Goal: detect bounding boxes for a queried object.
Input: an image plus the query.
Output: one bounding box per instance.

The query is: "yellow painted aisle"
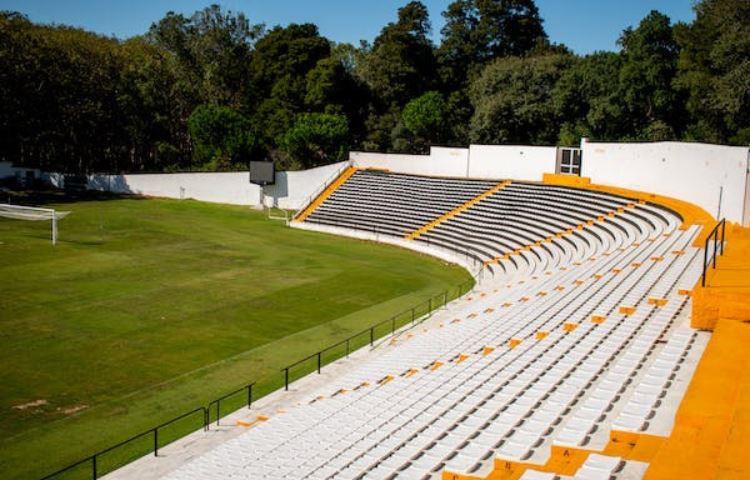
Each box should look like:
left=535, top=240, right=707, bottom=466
left=691, top=225, right=750, bottom=330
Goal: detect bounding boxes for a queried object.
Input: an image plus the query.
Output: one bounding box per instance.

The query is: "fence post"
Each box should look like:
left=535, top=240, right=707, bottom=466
left=284, top=368, right=289, bottom=391
left=154, top=428, right=158, bottom=456
left=247, top=384, right=253, bottom=409
left=317, top=351, right=322, bottom=374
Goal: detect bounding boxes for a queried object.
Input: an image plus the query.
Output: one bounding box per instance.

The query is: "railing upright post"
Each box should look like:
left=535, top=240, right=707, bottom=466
left=370, top=327, right=374, bottom=346
left=317, top=351, right=322, bottom=374
left=346, top=338, right=350, bottom=357
left=713, top=229, right=719, bottom=268
left=429, top=297, right=432, bottom=312
left=92, top=454, right=97, bottom=480
left=216, top=399, right=221, bottom=426
left=702, top=242, right=708, bottom=288
left=247, top=384, right=253, bottom=409
left=392, top=317, right=396, bottom=334
left=154, top=428, right=158, bottom=456
left=721, top=220, right=726, bottom=255
left=284, top=368, right=289, bottom=391
left=411, top=307, right=415, bottom=324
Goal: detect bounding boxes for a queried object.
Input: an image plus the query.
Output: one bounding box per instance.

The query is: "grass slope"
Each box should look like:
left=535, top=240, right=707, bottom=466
left=0, top=196, right=471, bottom=479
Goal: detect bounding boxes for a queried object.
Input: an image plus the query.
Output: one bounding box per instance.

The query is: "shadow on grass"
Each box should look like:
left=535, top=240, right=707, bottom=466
left=1, top=183, right=145, bottom=208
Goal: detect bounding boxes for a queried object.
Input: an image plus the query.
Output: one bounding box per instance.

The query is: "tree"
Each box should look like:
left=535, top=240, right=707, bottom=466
left=618, top=10, right=682, bottom=140
left=400, top=91, right=448, bottom=150
left=359, top=1, right=436, bottom=108
left=187, top=105, right=257, bottom=170
left=247, top=23, right=332, bottom=145
left=469, top=54, right=572, bottom=145
left=303, top=56, right=369, bottom=148
left=438, top=0, right=547, bottom=89
left=148, top=5, right=261, bottom=108
left=552, top=52, right=626, bottom=143
left=280, top=113, right=350, bottom=169
left=674, top=0, right=750, bottom=144
left=357, top=2, right=437, bottom=151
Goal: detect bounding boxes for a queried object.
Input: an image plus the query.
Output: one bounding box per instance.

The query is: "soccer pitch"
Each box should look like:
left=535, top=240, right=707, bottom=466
left=0, top=196, right=471, bottom=479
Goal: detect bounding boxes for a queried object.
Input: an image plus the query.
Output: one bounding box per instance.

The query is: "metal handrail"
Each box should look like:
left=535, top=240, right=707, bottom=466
left=701, top=218, right=726, bottom=287
left=39, top=396, right=232, bottom=479
left=207, top=382, right=255, bottom=426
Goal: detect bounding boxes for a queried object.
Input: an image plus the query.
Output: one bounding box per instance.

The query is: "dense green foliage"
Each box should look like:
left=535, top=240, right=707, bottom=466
left=0, top=0, right=748, bottom=174
left=0, top=196, right=470, bottom=479
left=280, top=112, right=350, bottom=168
left=187, top=105, right=258, bottom=169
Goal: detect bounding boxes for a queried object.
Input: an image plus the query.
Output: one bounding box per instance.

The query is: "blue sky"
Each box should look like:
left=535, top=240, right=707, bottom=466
left=0, top=0, right=696, bottom=54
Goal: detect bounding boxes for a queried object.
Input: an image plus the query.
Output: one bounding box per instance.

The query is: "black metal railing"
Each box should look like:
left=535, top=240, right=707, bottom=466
left=281, top=279, right=474, bottom=390
left=702, top=218, right=726, bottom=287
left=208, top=382, right=255, bottom=427
left=40, top=380, right=252, bottom=480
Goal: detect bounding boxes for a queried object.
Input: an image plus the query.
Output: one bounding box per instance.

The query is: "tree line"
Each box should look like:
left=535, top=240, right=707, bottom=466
left=0, top=0, right=747, bottom=174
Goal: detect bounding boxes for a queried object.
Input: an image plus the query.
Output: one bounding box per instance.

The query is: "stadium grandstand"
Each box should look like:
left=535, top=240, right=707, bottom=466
left=23, top=140, right=739, bottom=480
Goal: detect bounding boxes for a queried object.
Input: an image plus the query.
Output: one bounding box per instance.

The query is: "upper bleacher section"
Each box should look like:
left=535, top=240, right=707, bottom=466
left=298, top=169, right=678, bottom=280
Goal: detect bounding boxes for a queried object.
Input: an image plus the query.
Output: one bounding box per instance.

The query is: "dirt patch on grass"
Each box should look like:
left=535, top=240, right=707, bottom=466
left=58, top=404, right=88, bottom=416
left=12, top=399, right=48, bottom=411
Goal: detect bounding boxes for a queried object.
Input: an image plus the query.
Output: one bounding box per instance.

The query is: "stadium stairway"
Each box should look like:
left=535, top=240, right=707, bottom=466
left=151, top=173, right=722, bottom=480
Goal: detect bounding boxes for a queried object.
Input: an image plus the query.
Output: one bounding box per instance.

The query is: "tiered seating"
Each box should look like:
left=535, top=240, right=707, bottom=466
left=305, top=170, right=500, bottom=266
left=301, top=170, right=678, bottom=279
left=162, top=174, right=709, bottom=480
left=419, top=183, right=676, bottom=279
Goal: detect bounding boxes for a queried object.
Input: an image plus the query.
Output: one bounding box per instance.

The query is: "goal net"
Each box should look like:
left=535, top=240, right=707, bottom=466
left=0, top=204, right=71, bottom=245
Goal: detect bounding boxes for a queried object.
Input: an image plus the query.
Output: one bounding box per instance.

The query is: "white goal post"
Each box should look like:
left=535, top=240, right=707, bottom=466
left=0, top=204, right=71, bottom=245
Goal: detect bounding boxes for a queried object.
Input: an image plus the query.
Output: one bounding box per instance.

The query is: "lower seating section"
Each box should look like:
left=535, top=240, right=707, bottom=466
left=163, top=186, right=709, bottom=480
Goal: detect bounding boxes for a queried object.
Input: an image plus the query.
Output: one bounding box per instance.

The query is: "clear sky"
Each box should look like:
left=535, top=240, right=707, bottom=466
left=0, top=0, right=696, bottom=54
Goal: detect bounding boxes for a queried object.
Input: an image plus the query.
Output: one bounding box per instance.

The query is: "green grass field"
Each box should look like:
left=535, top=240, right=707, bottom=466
left=0, top=195, right=471, bottom=480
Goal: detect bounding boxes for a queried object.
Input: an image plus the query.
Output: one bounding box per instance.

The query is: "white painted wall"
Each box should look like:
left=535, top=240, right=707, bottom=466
left=264, top=162, right=348, bottom=210
left=351, top=145, right=557, bottom=181
left=350, top=151, right=436, bottom=176
left=468, top=145, right=557, bottom=181
left=84, top=163, right=349, bottom=209
left=0, top=161, right=41, bottom=181
left=427, top=147, right=470, bottom=177
left=350, top=147, right=468, bottom=178
left=0, top=161, right=13, bottom=179
left=87, top=171, right=262, bottom=205
left=10, top=139, right=750, bottom=225
left=581, top=139, right=750, bottom=224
